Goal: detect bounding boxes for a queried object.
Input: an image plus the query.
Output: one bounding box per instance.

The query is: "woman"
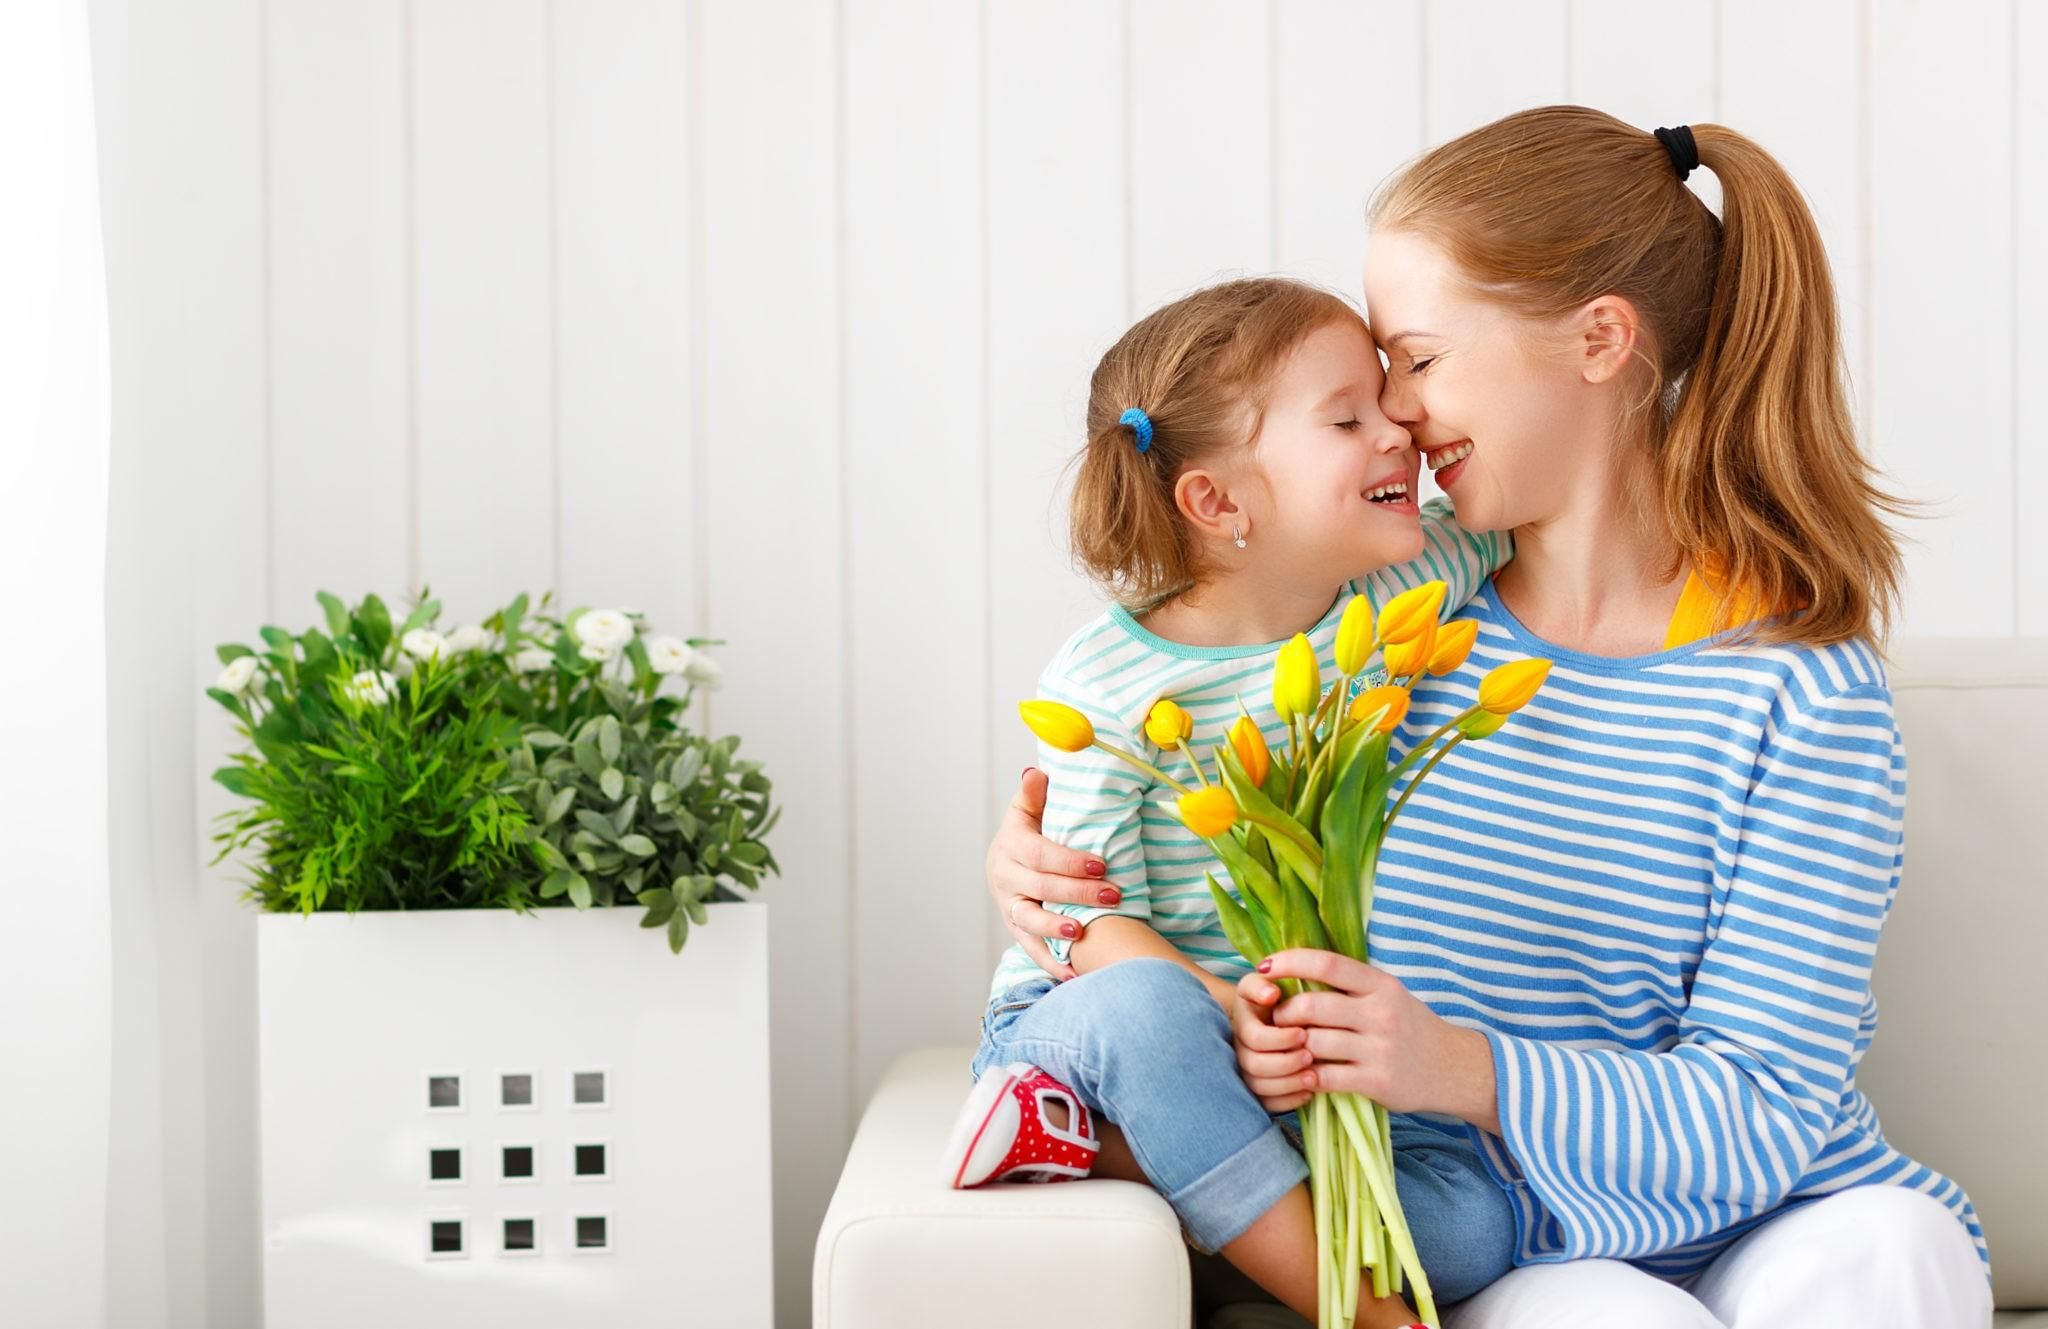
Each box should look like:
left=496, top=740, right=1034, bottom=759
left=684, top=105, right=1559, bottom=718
left=982, top=107, right=1990, bottom=1326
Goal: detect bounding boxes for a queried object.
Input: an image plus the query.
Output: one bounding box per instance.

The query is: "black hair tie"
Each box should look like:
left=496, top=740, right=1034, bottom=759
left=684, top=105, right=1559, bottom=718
left=1654, top=125, right=1699, bottom=182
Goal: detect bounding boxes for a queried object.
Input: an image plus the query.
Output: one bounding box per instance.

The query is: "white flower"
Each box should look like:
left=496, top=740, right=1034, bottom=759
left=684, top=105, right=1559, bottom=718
left=511, top=645, right=555, bottom=674
left=683, top=651, right=723, bottom=692
left=447, top=624, right=493, bottom=654
left=646, top=635, right=699, bottom=676
left=215, top=656, right=261, bottom=696
left=346, top=669, right=397, bottom=706
left=579, top=641, right=619, bottom=663
left=392, top=654, right=414, bottom=679
left=401, top=629, right=450, bottom=662
left=574, top=608, right=633, bottom=651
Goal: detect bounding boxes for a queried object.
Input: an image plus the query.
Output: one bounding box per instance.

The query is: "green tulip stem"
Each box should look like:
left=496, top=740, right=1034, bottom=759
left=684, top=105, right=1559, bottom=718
left=1384, top=704, right=1485, bottom=786
left=1175, top=738, right=1210, bottom=788
left=1091, top=740, right=1194, bottom=795
left=1382, top=734, right=1463, bottom=836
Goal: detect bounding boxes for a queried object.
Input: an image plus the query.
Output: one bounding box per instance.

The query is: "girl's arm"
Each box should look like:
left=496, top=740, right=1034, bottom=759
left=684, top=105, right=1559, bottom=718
left=1069, top=915, right=1238, bottom=1014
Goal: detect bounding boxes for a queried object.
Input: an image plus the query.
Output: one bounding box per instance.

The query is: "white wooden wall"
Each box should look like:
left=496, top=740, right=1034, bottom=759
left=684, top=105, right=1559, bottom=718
left=89, top=1, right=2044, bottom=1326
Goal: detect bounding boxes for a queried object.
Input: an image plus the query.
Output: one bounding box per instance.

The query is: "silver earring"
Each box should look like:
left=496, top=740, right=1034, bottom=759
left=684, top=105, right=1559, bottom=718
left=1233, top=525, right=1247, bottom=549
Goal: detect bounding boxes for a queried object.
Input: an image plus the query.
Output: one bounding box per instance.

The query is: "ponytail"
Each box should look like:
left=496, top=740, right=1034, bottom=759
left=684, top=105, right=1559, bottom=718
left=1373, top=106, right=1905, bottom=647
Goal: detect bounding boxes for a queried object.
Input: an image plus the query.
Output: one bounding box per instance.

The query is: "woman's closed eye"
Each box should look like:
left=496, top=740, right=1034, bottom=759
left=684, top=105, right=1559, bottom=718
left=1406, top=356, right=1437, bottom=375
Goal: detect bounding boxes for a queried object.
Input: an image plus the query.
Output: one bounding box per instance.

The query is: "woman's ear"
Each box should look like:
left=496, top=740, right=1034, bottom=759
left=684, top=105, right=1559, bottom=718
left=1173, top=466, right=1247, bottom=546
left=1574, top=294, right=1642, bottom=385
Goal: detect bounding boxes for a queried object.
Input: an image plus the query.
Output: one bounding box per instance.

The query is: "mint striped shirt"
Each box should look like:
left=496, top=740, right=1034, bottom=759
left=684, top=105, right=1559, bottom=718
left=987, top=499, right=1509, bottom=1000
left=1382, top=584, right=1988, bottom=1279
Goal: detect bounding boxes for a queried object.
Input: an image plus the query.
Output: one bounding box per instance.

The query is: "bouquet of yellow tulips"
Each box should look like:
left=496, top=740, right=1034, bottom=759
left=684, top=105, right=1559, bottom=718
left=1018, top=581, right=1551, bottom=1329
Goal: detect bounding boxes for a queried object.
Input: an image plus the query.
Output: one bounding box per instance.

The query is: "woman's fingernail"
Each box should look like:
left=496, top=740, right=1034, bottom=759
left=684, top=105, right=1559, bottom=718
left=1061, top=922, right=1079, bottom=939
left=1257, top=958, right=1272, bottom=973
left=1098, top=888, right=1120, bottom=906
left=1021, top=767, right=1034, bottom=780
left=1302, top=1071, right=1316, bottom=1087
left=1084, top=860, right=1106, bottom=878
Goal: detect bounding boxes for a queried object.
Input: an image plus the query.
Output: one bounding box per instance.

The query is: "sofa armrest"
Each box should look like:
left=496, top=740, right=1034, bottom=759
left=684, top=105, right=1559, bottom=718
left=813, top=1046, right=1193, bottom=1329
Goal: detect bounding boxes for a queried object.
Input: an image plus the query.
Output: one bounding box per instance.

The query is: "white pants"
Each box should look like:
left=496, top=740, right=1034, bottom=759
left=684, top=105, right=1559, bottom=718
left=1443, top=1187, right=1991, bottom=1329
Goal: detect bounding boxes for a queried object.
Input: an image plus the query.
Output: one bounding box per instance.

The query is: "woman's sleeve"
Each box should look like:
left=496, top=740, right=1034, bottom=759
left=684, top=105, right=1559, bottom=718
left=1357, top=497, right=1512, bottom=617
left=1032, top=676, right=1156, bottom=967
left=1479, top=682, right=1904, bottom=1260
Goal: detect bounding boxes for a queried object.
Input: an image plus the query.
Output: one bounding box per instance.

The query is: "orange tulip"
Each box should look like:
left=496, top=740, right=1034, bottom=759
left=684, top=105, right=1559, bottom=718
left=1347, top=684, right=1410, bottom=734
left=1382, top=618, right=1438, bottom=679
left=1374, top=581, right=1447, bottom=646
left=1018, top=699, right=1095, bottom=753
left=1477, top=659, right=1553, bottom=715
left=1427, top=620, right=1479, bottom=675
left=1227, top=714, right=1271, bottom=785
left=1177, top=786, right=1239, bottom=838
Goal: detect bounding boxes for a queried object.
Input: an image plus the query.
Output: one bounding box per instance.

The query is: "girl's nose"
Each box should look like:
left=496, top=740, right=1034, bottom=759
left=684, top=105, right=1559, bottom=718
left=1380, top=371, right=1423, bottom=430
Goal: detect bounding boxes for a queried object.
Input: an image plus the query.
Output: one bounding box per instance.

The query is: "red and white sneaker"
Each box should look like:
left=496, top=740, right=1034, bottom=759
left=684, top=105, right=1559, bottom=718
left=941, top=1061, right=1101, bottom=1188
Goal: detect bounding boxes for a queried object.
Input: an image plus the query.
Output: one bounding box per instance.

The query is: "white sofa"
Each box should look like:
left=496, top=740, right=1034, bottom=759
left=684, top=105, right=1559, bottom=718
left=814, top=640, right=2048, bottom=1328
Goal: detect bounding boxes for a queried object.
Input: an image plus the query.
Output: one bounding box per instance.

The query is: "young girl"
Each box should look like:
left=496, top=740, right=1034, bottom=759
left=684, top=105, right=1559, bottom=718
left=942, top=276, right=1513, bottom=1327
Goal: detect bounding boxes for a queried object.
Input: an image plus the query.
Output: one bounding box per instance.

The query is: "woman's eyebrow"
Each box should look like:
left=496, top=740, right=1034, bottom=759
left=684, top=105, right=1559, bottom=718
left=1382, top=329, right=1438, bottom=345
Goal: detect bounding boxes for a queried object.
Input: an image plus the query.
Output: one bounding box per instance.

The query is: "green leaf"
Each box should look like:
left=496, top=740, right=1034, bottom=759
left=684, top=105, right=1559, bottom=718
left=211, top=766, right=253, bottom=797
left=566, top=872, right=593, bottom=908
left=545, top=787, right=576, bottom=825
left=619, top=834, right=657, bottom=858
left=599, top=767, right=624, bottom=801
left=610, top=794, right=638, bottom=835
left=666, top=909, right=689, bottom=954
left=729, top=841, right=767, bottom=867
left=573, top=743, right=607, bottom=783
left=574, top=810, right=621, bottom=845
left=396, top=597, right=441, bottom=639
left=1205, top=872, right=1270, bottom=965
left=541, top=869, right=576, bottom=899
left=316, top=591, right=350, bottom=638
left=599, top=715, right=622, bottom=764
left=259, top=625, right=295, bottom=654
left=684, top=897, right=707, bottom=926
left=525, top=728, right=567, bottom=750
left=216, top=643, right=255, bottom=665
left=357, top=594, right=393, bottom=658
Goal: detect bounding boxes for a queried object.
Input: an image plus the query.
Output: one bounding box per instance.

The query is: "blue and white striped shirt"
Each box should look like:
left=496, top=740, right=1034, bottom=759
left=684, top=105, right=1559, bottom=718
left=1376, top=583, right=1988, bottom=1280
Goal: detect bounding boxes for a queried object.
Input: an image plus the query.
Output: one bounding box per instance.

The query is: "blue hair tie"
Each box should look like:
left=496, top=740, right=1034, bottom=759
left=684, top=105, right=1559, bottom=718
left=1119, top=407, right=1154, bottom=454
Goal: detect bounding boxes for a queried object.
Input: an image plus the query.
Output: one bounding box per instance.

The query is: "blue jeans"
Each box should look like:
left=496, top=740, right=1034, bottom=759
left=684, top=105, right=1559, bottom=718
left=971, top=958, right=1518, bottom=1306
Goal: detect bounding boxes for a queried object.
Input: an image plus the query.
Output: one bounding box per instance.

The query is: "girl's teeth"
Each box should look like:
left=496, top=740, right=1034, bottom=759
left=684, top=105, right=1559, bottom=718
left=1367, top=482, right=1409, bottom=501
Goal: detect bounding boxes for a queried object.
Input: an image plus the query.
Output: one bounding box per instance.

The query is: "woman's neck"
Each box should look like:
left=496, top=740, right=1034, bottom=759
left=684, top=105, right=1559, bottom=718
left=1493, top=456, right=1688, bottom=658
left=1139, top=566, right=1342, bottom=648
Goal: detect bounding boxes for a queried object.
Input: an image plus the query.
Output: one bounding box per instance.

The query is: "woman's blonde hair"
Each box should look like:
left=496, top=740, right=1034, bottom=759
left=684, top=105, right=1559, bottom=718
left=1071, top=277, right=1364, bottom=609
left=1371, top=105, right=1905, bottom=647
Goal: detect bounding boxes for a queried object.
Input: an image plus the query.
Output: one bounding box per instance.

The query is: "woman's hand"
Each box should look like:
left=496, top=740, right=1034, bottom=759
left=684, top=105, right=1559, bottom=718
left=1233, top=971, right=1317, bottom=1113
left=987, top=768, right=1119, bottom=982
left=1254, top=950, right=1500, bottom=1130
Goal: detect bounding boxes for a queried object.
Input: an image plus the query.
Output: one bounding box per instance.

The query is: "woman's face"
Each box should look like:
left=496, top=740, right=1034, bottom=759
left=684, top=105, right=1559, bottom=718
left=1361, top=228, right=1596, bottom=534
left=1228, top=318, right=1423, bottom=585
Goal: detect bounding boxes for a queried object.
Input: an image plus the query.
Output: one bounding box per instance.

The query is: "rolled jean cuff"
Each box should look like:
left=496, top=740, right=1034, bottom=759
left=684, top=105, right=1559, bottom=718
left=1168, top=1118, right=1309, bottom=1255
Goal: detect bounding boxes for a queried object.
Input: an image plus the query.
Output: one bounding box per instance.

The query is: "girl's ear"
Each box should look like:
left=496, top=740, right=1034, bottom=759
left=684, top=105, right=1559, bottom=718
left=1574, top=294, right=1643, bottom=385
left=1173, top=466, right=1247, bottom=545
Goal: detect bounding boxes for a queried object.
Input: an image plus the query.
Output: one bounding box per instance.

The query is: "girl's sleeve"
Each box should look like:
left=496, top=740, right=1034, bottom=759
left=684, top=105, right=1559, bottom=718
left=1478, top=682, right=1904, bottom=1260
left=1357, top=497, right=1511, bottom=617
left=1033, top=674, right=1155, bottom=968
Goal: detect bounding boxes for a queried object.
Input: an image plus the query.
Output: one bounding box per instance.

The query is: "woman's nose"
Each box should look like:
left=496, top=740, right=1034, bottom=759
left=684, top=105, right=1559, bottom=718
left=1372, top=418, right=1413, bottom=454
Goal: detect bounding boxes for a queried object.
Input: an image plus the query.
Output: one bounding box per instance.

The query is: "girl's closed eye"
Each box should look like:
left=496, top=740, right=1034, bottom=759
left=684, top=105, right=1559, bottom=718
left=1333, top=419, right=1363, bottom=432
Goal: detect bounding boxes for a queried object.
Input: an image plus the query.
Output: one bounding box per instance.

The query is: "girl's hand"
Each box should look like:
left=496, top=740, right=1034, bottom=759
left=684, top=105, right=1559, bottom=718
left=987, top=768, right=1117, bottom=982
left=1256, top=949, right=1497, bottom=1124
left=1233, top=971, right=1317, bottom=1113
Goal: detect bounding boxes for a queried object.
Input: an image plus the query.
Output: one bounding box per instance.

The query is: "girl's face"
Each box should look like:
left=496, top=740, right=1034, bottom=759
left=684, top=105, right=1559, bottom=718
left=1228, top=318, right=1422, bottom=584
left=1361, top=228, right=1595, bottom=534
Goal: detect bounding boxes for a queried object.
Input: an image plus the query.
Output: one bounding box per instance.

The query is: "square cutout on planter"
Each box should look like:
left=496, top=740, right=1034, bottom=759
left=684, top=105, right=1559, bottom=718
left=500, top=1216, right=538, bottom=1257
left=498, top=1070, right=536, bottom=1110
left=424, top=1216, right=467, bottom=1260
left=427, top=1147, right=462, bottom=1184
left=426, top=1073, right=462, bottom=1112
left=573, top=1213, right=611, bottom=1253
left=499, top=1143, right=537, bottom=1184
left=570, top=1068, right=609, bottom=1108
left=572, top=1141, right=609, bottom=1180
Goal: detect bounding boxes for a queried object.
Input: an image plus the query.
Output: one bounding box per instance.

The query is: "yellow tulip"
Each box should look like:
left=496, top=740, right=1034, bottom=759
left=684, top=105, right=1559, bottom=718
left=1227, top=714, right=1271, bottom=786
left=1018, top=699, right=1095, bottom=753
left=1144, top=698, right=1193, bottom=747
left=1382, top=617, right=1438, bottom=679
left=1347, top=684, right=1410, bottom=734
left=1427, top=619, right=1479, bottom=675
left=1177, top=785, right=1239, bottom=838
left=1334, top=596, right=1375, bottom=677
left=1477, top=658, right=1553, bottom=715
left=1272, top=633, right=1319, bottom=722
left=1457, top=708, right=1509, bottom=739
left=1374, top=581, right=1447, bottom=647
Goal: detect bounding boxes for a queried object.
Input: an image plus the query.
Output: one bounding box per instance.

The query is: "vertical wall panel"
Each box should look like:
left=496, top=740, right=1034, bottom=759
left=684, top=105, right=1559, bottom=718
left=1426, top=0, right=1568, bottom=145
left=1570, top=2, right=1716, bottom=130
left=554, top=0, right=697, bottom=634
left=267, top=0, right=412, bottom=617
left=1871, top=0, right=2015, bottom=635
left=1720, top=0, right=1868, bottom=438
left=2019, top=2, right=2046, bottom=632
left=984, top=0, right=1132, bottom=966
left=1129, top=0, right=1273, bottom=310
left=412, top=0, right=556, bottom=619
left=1275, top=0, right=1424, bottom=299
left=842, top=0, right=989, bottom=1101
left=700, top=0, right=849, bottom=1323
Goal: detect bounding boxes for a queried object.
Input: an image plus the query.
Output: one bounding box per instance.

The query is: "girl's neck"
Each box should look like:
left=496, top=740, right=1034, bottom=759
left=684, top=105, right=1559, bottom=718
left=1139, top=566, right=1343, bottom=649
left=1493, top=452, right=1687, bottom=657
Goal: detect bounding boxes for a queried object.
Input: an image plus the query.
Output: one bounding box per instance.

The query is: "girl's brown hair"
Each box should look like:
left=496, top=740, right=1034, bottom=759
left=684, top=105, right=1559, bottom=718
left=1371, top=105, right=1905, bottom=647
left=1072, top=277, right=1364, bottom=609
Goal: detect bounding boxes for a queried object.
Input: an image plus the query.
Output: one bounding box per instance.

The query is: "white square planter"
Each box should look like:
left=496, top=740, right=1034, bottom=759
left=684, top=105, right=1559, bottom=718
left=258, top=902, right=772, bottom=1328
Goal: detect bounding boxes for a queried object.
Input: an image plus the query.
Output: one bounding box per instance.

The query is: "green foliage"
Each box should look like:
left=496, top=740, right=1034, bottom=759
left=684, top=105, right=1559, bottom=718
left=207, top=588, right=776, bottom=954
